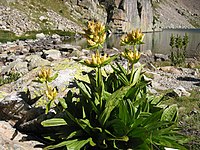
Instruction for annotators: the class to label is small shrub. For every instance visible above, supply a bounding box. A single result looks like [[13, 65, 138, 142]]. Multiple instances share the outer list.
[[0, 71, 21, 86], [169, 33, 189, 66]]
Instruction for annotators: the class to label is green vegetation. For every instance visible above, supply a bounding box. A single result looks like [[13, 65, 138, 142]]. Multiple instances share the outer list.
[[33, 22, 188, 150], [0, 71, 21, 86], [169, 33, 189, 66], [10, 0, 80, 27], [0, 29, 75, 43], [162, 89, 200, 149]]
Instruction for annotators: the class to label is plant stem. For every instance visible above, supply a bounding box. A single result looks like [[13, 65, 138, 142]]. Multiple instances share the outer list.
[[130, 63, 135, 83], [97, 67, 103, 109], [133, 44, 137, 52]]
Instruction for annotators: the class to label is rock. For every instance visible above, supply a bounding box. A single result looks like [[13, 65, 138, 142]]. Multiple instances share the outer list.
[[159, 66, 182, 74], [173, 86, 191, 97], [39, 16, 48, 21], [52, 34, 61, 39], [1, 59, 28, 75], [151, 80, 168, 91], [58, 44, 81, 52], [0, 121, 43, 150], [143, 50, 153, 56], [154, 53, 169, 61], [36, 33, 46, 39], [0, 91, 30, 121], [25, 55, 51, 70], [187, 62, 196, 68], [42, 49, 62, 61]]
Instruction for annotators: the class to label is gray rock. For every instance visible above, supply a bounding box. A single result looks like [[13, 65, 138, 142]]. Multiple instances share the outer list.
[[58, 44, 81, 52], [39, 16, 48, 21], [159, 66, 182, 74], [52, 34, 61, 39], [0, 91, 30, 121], [25, 55, 51, 70], [43, 49, 61, 61], [173, 86, 191, 97], [0, 121, 43, 150], [1, 59, 28, 75], [36, 33, 46, 39], [154, 53, 169, 61]]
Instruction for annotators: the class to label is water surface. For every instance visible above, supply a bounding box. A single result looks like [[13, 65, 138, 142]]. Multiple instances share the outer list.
[[106, 29, 200, 58]]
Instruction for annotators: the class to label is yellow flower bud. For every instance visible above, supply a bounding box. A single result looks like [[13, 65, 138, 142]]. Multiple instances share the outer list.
[[38, 67, 52, 82], [45, 86, 57, 101]]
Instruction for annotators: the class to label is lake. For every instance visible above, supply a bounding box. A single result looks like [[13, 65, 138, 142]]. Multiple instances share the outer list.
[[105, 29, 200, 58], [69, 29, 200, 58]]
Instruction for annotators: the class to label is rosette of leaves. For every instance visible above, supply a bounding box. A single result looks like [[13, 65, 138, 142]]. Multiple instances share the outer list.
[[83, 20, 106, 49]]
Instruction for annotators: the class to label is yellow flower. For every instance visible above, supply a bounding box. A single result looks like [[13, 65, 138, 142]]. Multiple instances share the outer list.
[[120, 29, 145, 46], [45, 86, 57, 101], [121, 49, 141, 63], [84, 52, 110, 67], [83, 20, 106, 48], [38, 67, 52, 82]]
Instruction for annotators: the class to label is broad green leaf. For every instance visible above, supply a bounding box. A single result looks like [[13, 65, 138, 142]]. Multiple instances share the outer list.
[[76, 81, 91, 99], [44, 138, 95, 150], [41, 118, 67, 127], [161, 104, 178, 122], [101, 55, 118, 67], [58, 98, 67, 109], [131, 65, 143, 86], [115, 62, 127, 75], [99, 85, 132, 126], [150, 94, 164, 105], [66, 130, 84, 140], [111, 64, 129, 85]]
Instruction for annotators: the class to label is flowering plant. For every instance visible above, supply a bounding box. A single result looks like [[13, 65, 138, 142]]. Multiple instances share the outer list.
[[39, 23, 188, 150]]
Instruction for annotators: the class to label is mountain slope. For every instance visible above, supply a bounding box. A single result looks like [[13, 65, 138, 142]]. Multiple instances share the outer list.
[[153, 0, 200, 29], [0, 0, 199, 35]]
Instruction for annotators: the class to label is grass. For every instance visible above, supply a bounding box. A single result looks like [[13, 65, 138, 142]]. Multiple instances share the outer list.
[[10, 0, 81, 27], [0, 29, 75, 43], [161, 89, 200, 149]]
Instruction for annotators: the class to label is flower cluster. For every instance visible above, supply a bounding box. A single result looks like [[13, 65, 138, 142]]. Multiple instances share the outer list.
[[84, 52, 110, 67], [45, 85, 57, 101], [38, 67, 52, 83], [83, 20, 106, 48], [121, 29, 145, 46], [121, 49, 141, 64]]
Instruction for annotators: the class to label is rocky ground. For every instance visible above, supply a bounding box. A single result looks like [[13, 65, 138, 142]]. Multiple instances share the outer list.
[[0, 34, 199, 149], [152, 0, 200, 29]]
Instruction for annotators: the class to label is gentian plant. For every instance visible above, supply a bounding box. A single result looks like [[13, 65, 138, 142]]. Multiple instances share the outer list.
[[39, 22, 188, 150]]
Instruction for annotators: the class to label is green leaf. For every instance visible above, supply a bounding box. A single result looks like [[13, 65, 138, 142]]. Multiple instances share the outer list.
[[115, 62, 127, 75], [99, 85, 132, 126], [131, 65, 143, 86], [41, 118, 67, 127], [161, 104, 178, 122], [58, 98, 67, 109], [100, 55, 118, 67], [66, 130, 84, 140], [44, 138, 95, 150], [111, 64, 129, 85], [48, 72, 58, 82], [45, 100, 54, 114], [76, 81, 91, 99]]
